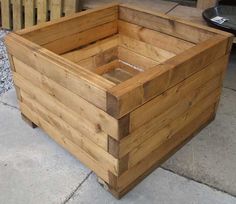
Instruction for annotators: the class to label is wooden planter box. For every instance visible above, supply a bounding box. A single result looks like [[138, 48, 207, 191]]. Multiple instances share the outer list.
[[5, 3, 233, 199]]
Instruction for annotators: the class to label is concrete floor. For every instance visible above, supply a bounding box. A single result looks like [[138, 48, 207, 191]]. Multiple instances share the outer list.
[[0, 47, 235, 203]]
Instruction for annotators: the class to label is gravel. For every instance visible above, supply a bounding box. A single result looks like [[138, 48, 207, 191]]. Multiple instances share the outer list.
[[0, 29, 13, 96]]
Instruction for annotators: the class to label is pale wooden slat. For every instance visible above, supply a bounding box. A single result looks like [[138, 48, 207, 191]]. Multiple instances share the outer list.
[[50, 0, 62, 20], [24, 0, 35, 27], [64, 0, 79, 16], [1, 0, 11, 29], [37, 0, 48, 24], [12, 0, 23, 31]]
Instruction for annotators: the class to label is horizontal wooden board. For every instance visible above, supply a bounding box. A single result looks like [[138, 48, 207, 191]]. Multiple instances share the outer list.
[[5, 33, 115, 111], [118, 46, 159, 70], [17, 4, 118, 45], [129, 54, 229, 131], [20, 102, 110, 182], [107, 35, 229, 119], [43, 21, 118, 54], [119, 75, 222, 157], [13, 58, 108, 150], [12, 60, 120, 140], [117, 105, 215, 190], [119, 5, 216, 44], [118, 20, 194, 55], [21, 91, 119, 176], [127, 88, 220, 167], [61, 35, 119, 63], [77, 47, 118, 71], [119, 34, 176, 62]]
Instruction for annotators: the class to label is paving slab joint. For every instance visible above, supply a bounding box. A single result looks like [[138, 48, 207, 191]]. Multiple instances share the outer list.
[[62, 171, 93, 204]]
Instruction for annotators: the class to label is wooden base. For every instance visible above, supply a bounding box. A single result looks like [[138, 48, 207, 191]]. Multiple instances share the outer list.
[[99, 114, 216, 199], [21, 113, 38, 129]]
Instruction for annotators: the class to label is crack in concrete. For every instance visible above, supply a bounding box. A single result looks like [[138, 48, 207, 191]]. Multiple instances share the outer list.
[[160, 167, 236, 198], [0, 100, 18, 110], [223, 87, 236, 93], [62, 171, 93, 204]]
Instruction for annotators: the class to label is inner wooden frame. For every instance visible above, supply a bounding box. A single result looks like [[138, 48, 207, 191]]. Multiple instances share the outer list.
[[12, 3, 233, 121]]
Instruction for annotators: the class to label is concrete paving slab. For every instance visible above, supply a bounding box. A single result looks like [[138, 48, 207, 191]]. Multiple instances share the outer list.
[[162, 88, 236, 196], [67, 169, 236, 204], [83, 0, 178, 14], [0, 104, 91, 204], [224, 47, 236, 91], [0, 87, 18, 108]]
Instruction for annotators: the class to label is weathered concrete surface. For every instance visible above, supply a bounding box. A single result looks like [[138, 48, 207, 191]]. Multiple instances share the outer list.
[[0, 103, 91, 204], [68, 169, 236, 204], [0, 88, 18, 108], [224, 48, 236, 91]]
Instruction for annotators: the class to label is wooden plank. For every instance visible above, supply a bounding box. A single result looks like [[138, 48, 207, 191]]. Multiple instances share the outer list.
[[12, 0, 23, 30], [37, 0, 48, 24], [17, 4, 118, 45], [13, 62, 119, 141], [117, 105, 215, 192], [118, 20, 194, 55], [61, 34, 119, 63], [118, 46, 159, 70], [20, 102, 110, 182], [50, 0, 62, 20], [64, 0, 79, 16], [119, 34, 176, 62], [119, 75, 222, 158], [197, 0, 217, 9], [20, 91, 118, 176], [5, 33, 115, 111], [107, 35, 229, 119], [44, 21, 118, 54], [24, 0, 35, 27], [13, 57, 108, 151], [95, 60, 119, 75], [129, 54, 229, 132], [77, 47, 118, 71], [1, 0, 11, 29], [127, 87, 221, 167], [119, 4, 216, 44]]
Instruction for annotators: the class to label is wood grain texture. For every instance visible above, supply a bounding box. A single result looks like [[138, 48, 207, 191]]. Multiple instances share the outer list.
[[17, 4, 118, 45], [5, 4, 233, 199], [5, 33, 114, 112], [107, 35, 229, 118]]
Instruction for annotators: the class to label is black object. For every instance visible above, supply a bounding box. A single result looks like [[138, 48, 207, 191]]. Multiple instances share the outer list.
[[203, 6, 236, 35]]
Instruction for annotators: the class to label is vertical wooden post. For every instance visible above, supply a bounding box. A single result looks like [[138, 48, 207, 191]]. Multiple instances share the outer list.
[[37, 0, 48, 24], [64, 0, 80, 16], [25, 0, 35, 27], [1, 0, 11, 29], [50, 0, 62, 20], [12, 0, 23, 31]]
